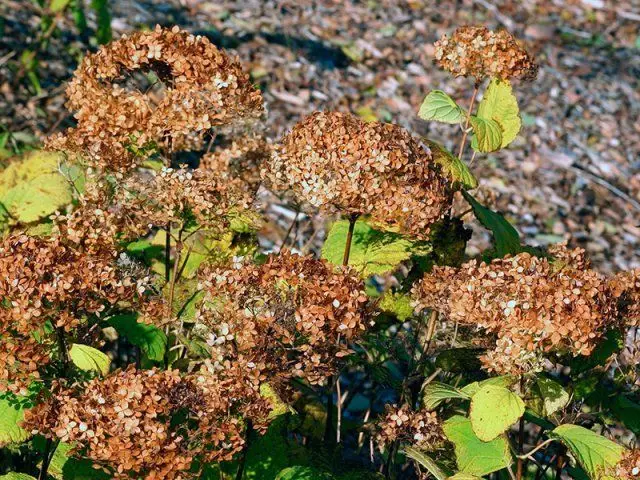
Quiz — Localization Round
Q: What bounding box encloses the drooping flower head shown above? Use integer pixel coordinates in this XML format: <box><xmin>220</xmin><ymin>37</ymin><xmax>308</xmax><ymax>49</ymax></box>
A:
<box><xmin>434</xmin><ymin>26</ymin><xmax>538</xmax><ymax>81</ymax></box>
<box><xmin>48</xmin><ymin>25</ymin><xmax>263</xmax><ymax>171</ymax></box>
<box><xmin>264</xmin><ymin>111</ymin><xmax>452</xmax><ymax>239</ymax></box>
<box><xmin>412</xmin><ymin>246</ymin><xmax>626</xmax><ymax>375</ymax></box>
<box><xmin>197</xmin><ymin>251</ymin><xmax>373</xmax><ymax>386</ymax></box>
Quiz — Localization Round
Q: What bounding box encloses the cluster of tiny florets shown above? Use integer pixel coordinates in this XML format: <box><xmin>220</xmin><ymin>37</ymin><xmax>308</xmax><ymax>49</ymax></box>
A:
<box><xmin>47</xmin><ymin>25</ymin><xmax>263</xmax><ymax>171</ymax></box>
<box><xmin>373</xmin><ymin>405</ymin><xmax>443</xmax><ymax>452</ymax></box>
<box><xmin>434</xmin><ymin>26</ymin><xmax>538</xmax><ymax>81</ymax></box>
<box><xmin>263</xmin><ymin>111</ymin><xmax>452</xmax><ymax>239</ymax></box>
<box><xmin>23</xmin><ymin>366</ymin><xmax>271</xmax><ymax>479</ymax></box>
<box><xmin>196</xmin><ymin>250</ymin><xmax>372</xmax><ymax>386</ymax></box>
<box><xmin>616</xmin><ymin>449</ymin><xmax>640</xmax><ymax>479</ymax></box>
<box><xmin>412</xmin><ymin>246</ymin><xmax>626</xmax><ymax>374</ymax></box>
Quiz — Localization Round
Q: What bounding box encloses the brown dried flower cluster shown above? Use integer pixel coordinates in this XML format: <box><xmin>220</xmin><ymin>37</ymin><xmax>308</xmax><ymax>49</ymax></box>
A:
<box><xmin>197</xmin><ymin>250</ymin><xmax>372</xmax><ymax>385</ymax></box>
<box><xmin>373</xmin><ymin>405</ymin><xmax>443</xmax><ymax>452</ymax></box>
<box><xmin>0</xmin><ymin>233</ymin><xmax>154</xmax><ymax>392</ymax></box>
<box><xmin>434</xmin><ymin>26</ymin><xmax>538</xmax><ymax>81</ymax></box>
<box><xmin>263</xmin><ymin>111</ymin><xmax>452</xmax><ymax>239</ymax></box>
<box><xmin>24</xmin><ymin>365</ymin><xmax>272</xmax><ymax>479</ymax></box>
<box><xmin>47</xmin><ymin>25</ymin><xmax>263</xmax><ymax>171</ymax></box>
<box><xmin>616</xmin><ymin>449</ymin><xmax>640</xmax><ymax>479</ymax></box>
<box><xmin>413</xmin><ymin>246</ymin><xmax>626</xmax><ymax>375</ymax></box>
<box><xmin>609</xmin><ymin>268</ymin><xmax>640</xmax><ymax>326</ymax></box>
<box><xmin>200</xmin><ymin>134</ymin><xmax>271</xmax><ymax>197</ymax></box>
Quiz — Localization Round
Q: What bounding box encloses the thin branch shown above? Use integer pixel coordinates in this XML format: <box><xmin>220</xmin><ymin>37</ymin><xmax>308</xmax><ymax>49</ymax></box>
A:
<box><xmin>457</xmin><ymin>82</ymin><xmax>481</xmax><ymax>161</ymax></box>
<box><xmin>517</xmin><ymin>438</ymin><xmax>556</xmax><ymax>461</ymax></box>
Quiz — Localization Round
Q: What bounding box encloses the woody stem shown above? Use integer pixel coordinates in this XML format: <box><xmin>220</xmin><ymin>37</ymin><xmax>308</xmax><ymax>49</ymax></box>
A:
<box><xmin>457</xmin><ymin>82</ymin><xmax>480</xmax><ymax>161</ymax></box>
<box><xmin>342</xmin><ymin>213</ymin><xmax>359</xmax><ymax>266</ymax></box>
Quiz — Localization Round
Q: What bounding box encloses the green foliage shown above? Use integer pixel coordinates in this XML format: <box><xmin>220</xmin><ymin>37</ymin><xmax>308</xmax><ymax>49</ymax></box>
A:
<box><xmin>322</xmin><ymin>219</ymin><xmax>430</xmax><ymax>276</ymax></box>
<box><xmin>469</xmin><ymin>385</ymin><xmax>525</xmax><ymax>441</ymax></box>
<box><xmin>460</xmin><ymin>376</ymin><xmax>516</xmax><ymax>397</ymax></box>
<box><xmin>0</xmin><ymin>398</ymin><xmax>30</xmax><ymax>446</ymax></box>
<box><xmin>69</xmin><ymin>344</ymin><xmax>110</xmax><ymax>376</ymax></box>
<box><xmin>551</xmin><ymin>424</ymin><xmax>623</xmax><ymax>479</ymax></box>
<box><xmin>533</xmin><ymin>376</ymin><xmax>570</xmax><ymax>417</ymax></box>
<box><xmin>108</xmin><ymin>313</ymin><xmax>167</xmax><ymax>363</ymax></box>
<box><xmin>275</xmin><ymin>466</ymin><xmax>334</xmax><ymax>480</ymax></box>
<box><xmin>378</xmin><ymin>292</ymin><xmax>414</xmax><ymax>322</ymax></box>
<box><xmin>418</xmin><ymin>91</ymin><xmax>465</xmax><ymax>124</ymax></box>
<box><xmin>421</xmin><ymin>382</ymin><xmax>470</xmax><ymax>410</ymax></box>
<box><xmin>427</xmin><ymin>140</ymin><xmax>478</xmax><ymax>189</ymax></box>
<box><xmin>0</xmin><ymin>474</ymin><xmax>36</xmax><ymax>480</ymax></box>
<box><xmin>442</xmin><ymin>416</ymin><xmax>512</xmax><ymax>476</ymax></box>
<box><xmin>90</xmin><ymin>0</ymin><xmax>112</xmax><ymax>44</ymax></box>
<box><xmin>48</xmin><ymin>442</ymin><xmax>111</xmax><ymax>479</ymax></box>
<box><xmin>49</xmin><ymin>0</ymin><xmax>72</xmax><ymax>13</ymax></box>
<box><xmin>403</xmin><ymin>446</ymin><xmax>451</xmax><ymax>480</ymax></box>
<box><xmin>475</xmin><ymin>79</ymin><xmax>521</xmax><ymax>148</ymax></box>
<box><xmin>469</xmin><ymin>116</ymin><xmax>503</xmax><ymax>153</ymax></box>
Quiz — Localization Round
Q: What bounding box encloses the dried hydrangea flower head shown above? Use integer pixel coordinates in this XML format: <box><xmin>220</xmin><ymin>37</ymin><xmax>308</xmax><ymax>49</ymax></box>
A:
<box><xmin>200</xmin><ymin>134</ymin><xmax>271</xmax><ymax>198</ymax></box>
<box><xmin>264</xmin><ymin>111</ymin><xmax>452</xmax><ymax>239</ymax></box>
<box><xmin>616</xmin><ymin>449</ymin><xmax>640</xmax><ymax>479</ymax></box>
<box><xmin>412</xmin><ymin>246</ymin><xmax>624</xmax><ymax>375</ymax></box>
<box><xmin>0</xmin><ymin>233</ymin><xmax>154</xmax><ymax>393</ymax></box>
<box><xmin>608</xmin><ymin>268</ymin><xmax>640</xmax><ymax>326</ymax></box>
<box><xmin>24</xmin><ymin>366</ymin><xmax>272</xmax><ymax>479</ymax></box>
<box><xmin>434</xmin><ymin>26</ymin><xmax>538</xmax><ymax>81</ymax></box>
<box><xmin>197</xmin><ymin>251</ymin><xmax>372</xmax><ymax>385</ymax></box>
<box><xmin>49</xmin><ymin>25</ymin><xmax>263</xmax><ymax>171</ymax></box>
<box><xmin>373</xmin><ymin>405</ymin><xmax>443</xmax><ymax>452</ymax></box>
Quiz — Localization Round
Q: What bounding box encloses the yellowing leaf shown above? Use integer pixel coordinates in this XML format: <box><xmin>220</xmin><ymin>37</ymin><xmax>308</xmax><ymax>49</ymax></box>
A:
<box><xmin>427</xmin><ymin>140</ymin><xmax>478</xmax><ymax>189</ymax></box>
<box><xmin>477</xmin><ymin>79</ymin><xmax>521</xmax><ymax>148</ymax></box>
<box><xmin>535</xmin><ymin>376</ymin><xmax>570</xmax><ymax>416</ymax></box>
<box><xmin>418</xmin><ymin>90</ymin><xmax>464</xmax><ymax>124</ymax></box>
<box><xmin>0</xmin><ymin>398</ymin><xmax>30</xmax><ymax>446</ymax></box>
<box><xmin>470</xmin><ymin>116</ymin><xmax>503</xmax><ymax>153</ymax></box>
<box><xmin>69</xmin><ymin>344</ymin><xmax>110</xmax><ymax>376</ymax></box>
<box><xmin>422</xmin><ymin>382</ymin><xmax>470</xmax><ymax>410</ymax></box>
<box><xmin>469</xmin><ymin>385</ymin><xmax>525</xmax><ymax>441</ymax></box>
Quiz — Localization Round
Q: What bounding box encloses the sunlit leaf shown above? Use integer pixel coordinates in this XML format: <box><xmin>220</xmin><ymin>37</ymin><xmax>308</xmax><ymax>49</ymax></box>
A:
<box><xmin>476</xmin><ymin>79</ymin><xmax>521</xmax><ymax>148</ymax></box>
<box><xmin>535</xmin><ymin>376</ymin><xmax>570</xmax><ymax>416</ymax></box>
<box><xmin>0</xmin><ymin>397</ymin><xmax>30</xmax><ymax>446</ymax></box>
<box><xmin>469</xmin><ymin>385</ymin><xmax>524</xmax><ymax>441</ymax></box>
<box><xmin>427</xmin><ymin>140</ymin><xmax>478</xmax><ymax>189</ymax></box>
<box><xmin>422</xmin><ymin>382</ymin><xmax>470</xmax><ymax>410</ymax></box>
<box><xmin>404</xmin><ymin>446</ymin><xmax>451</xmax><ymax>480</ymax></box>
<box><xmin>470</xmin><ymin>116</ymin><xmax>503</xmax><ymax>153</ymax></box>
<box><xmin>418</xmin><ymin>90</ymin><xmax>465</xmax><ymax>124</ymax></box>
<box><xmin>69</xmin><ymin>344</ymin><xmax>110</xmax><ymax>376</ymax></box>
<box><xmin>108</xmin><ymin>313</ymin><xmax>167</xmax><ymax>362</ymax></box>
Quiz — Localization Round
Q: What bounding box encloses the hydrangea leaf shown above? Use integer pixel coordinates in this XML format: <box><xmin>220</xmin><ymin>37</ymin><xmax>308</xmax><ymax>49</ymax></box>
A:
<box><xmin>108</xmin><ymin>313</ymin><xmax>167</xmax><ymax>362</ymax></box>
<box><xmin>443</xmin><ymin>415</ymin><xmax>512</xmax><ymax>476</ymax></box>
<box><xmin>0</xmin><ymin>397</ymin><xmax>30</xmax><ymax>446</ymax></box>
<box><xmin>0</xmin><ymin>474</ymin><xmax>37</xmax><ymax>480</ymax></box>
<box><xmin>48</xmin><ymin>442</ymin><xmax>111</xmax><ymax>479</ymax></box>
<box><xmin>422</xmin><ymin>382</ymin><xmax>471</xmax><ymax>410</ymax></box>
<box><xmin>418</xmin><ymin>90</ymin><xmax>465</xmax><ymax>124</ymax></box>
<box><xmin>403</xmin><ymin>445</ymin><xmax>452</xmax><ymax>480</ymax></box>
<box><xmin>476</xmin><ymin>79</ymin><xmax>521</xmax><ymax>148</ymax></box>
<box><xmin>469</xmin><ymin>116</ymin><xmax>503</xmax><ymax>153</ymax></box>
<box><xmin>427</xmin><ymin>140</ymin><xmax>478</xmax><ymax>189</ymax></box>
<box><xmin>469</xmin><ymin>385</ymin><xmax>525</xmax><ymax>441</ymax></box>
<box><xmin>322</xmin><ymin>219</ymin><xmax>431</xmax><ymax>277</ymax></box>
<box><xmin>460</xmin><ymin>376</ymin><xmax>516</xmax><ymax>397</ymax></box>
<box><xmin>448</xmin><ymin>475</ymin><xmax>482</xmax><ymax>480</ymax></box>
<box><xmin>275</xmin><ymin>466</ymin><xmax>334</xmax><ymax>480</ymax></box>
<box><xmin>69</xmin><ymin>344</ymin><xmax>110</xmax><ymax>376</ymax></box>
<box><xmin>49</xmin><ymin>0</ymin><xmax>72</xmax><ymax>13</ymax></box>
<box><xmin>551</xmin><ymin>424</ymin><xmax>623</xmax><ymax>479</ymax></box>
<box><xmin>535</xmin><ymin>376</ymin><xmax>570</xmax><ymax>416</ymax></box>
<box><xmin>378</xmin><ymin>292</ymin><xmax>414</xmax><ymax>322</ymax></box>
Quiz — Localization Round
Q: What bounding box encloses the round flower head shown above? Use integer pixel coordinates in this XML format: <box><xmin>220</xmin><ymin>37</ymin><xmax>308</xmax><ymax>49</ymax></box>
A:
<box><xmin>197</xmin><ymin>251</ymin><xmax>372</xmax><ymax>385</ymax></box>
<box><xmin>24</xmin><ymin>366</ymin><xmax>272</xmax><ymax>479</ymax></box>
<box><xmin>608</xmin><ymin>268</ymin><xmax>640</xmax><ymax>326</ymax></box>
<box><xmin>434</xmin><ymin>26</ymin><xmax>538</xmax><ymax>81</ymax></box>
<box><xmin>373</xmin><ymin>405</ymin><xmax>443</xmax><ymax>452</ymax></box>
<box><xmin>412</xmin><ymin>246</ymin><xmax>625</xmax><ymax>375</ymax></box>
<box><xmin>50</xmin><ymin>25</ymin><xmax>263</xmax><ymax>171</ymax></box>
<box><xmin>264</xmin><ymin>111</ymin><xmax>452</xmax><ymax>239</ymax></box>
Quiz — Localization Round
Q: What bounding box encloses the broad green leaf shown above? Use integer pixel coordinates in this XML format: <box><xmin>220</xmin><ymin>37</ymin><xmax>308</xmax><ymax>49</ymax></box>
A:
<box><xmin>470</xmin><ymin>116</ymin><xmax>503</xmax><ymax>153</ymax></box>
<box><xmin>443</xmin><ymin>415</ymin><xmax>512</xmax><ymax>476</ymax></box>
<box><xmin>378</xmin><ymin>292</ymin><xmax>414</xmax><ymax>322</ymax></box>
<box><xmin>535</xmin><ymin>377</ymin><xmax>570</xmax><ymax>416</ymax></box>
<box><xmin>404</xmin><ymin>446</ymin><xmax>451</xmax><ymax>480</ymax></box>
<box><xmin>418</xmin><ymin>90</ymin><xmax>465</xmax><ymax>124</ymax></box>
<box><xmin>469</xmin><ymin>385</ymin><xmax>524</xmax><ymax>441</ymax></box>
<box><xmin>48</xmin><ymin>442</ymin><xmax>111</xmax><ymax>479</ymax></box>
<box><xmin>322</xmin><ymin>219</ymin><xmax>431</xmax><ymax>277</ymax></box>
<box><xmin>69</xmin><ymin>344</ymin><xmax>110</xmax><ymax>376</ymax></box>
<box><xmin>260</xmin><ymin>383</ymin><xmax>291</xmax><ymax>419</ymax></box>
<box><xmin>108</xmin><ymin>314</ymin><xmax>167</xmax><ymax>362</ymax></box>
<box><xmin>422</xmin><ymin>382</ymin><xmax>470</xmax><ymax>410</ymax></box>
<box><xmin>427</xmin><ymin>140</ymin><xmax>478</xmax><ymax>189</ymax></box>
<box><xmin>610</xmin><ymin>395</ymin><xmax>640</xmax><ymax>435</ymax></box>
<box><xmin>50</xmin><ymin>0</ymin><xmax>72</xmax><ymax>12</ymax></box>
<box><xmin>476</xmin><ymin>79</ymin><xmax>521</xmax><ymax>148</ymax></box>
<box><xmin>462</xmin><ymin>191</ymin><xmax>521</xmax><ymax>258</ymax></box>
<box><xmin>0</xmin><ymin>474</ymin><xmax>37</xmax><ymax>480</ymax></box>
<box><xmin>461</xmin><ymin>376</ymin><xmax>516</xmax><ymax>396</ymax></box>
<box><xmin>275</xmin><ymin>466</ymin><xmax>334</xmax><ymax>480</ymax></box>
<box><xmin>243</xmin><ymin>418</ymin><xmax>292</xmax><ymax>479</ymax></box>
<box><xmin>0</xmin><ymin>397</ymin><xmax>30</xmax><ymax>446</ymax></box>
<box><xmin>448</xmin><ymin>475</ymin><xmax>482</xmax><ymax>480</ymax></box>
<box><xmin>551</xmin><ymin>424</ymin><xmax>623</xmax><ymax>479</ymax></box>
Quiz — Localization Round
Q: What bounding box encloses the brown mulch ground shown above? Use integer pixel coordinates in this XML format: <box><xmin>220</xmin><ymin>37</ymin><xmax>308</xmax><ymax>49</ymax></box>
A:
<box><xmin>1</xmin><ymin>0</ymin><xmax>639</xmax><ymax>273</ymax></box>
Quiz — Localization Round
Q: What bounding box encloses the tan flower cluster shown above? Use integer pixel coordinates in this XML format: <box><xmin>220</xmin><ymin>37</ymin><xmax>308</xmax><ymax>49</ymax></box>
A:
<box><xmin>197</xmin><ymin>250</ymin><xmax>372</xmax><ymax>385</ymax></box>
<box><xmin>200</xmin><ymin>134</ymin><xmax>271</xmax><ymax>197</ymax></box>
<box><xmin>616</xmin><ymin>449</ymin><xmax>640</xmax><ymax>479</ymax></box>
<box><xmin>412</xmin><ymin>246</ymin><xmax>626</xmax><ymax>375</ymax></box>
<box><xmin>263</xmin><ymin>111</ymin><xmax>452</xmax><ymax>239</ymax></box>
<box><xmin>48</xmin><ymin>25</ymin><xmax>263</xmax><ymax>171</ymax></box>
<box><xmin>24</xmin><ymin>365</ymin><xmax>272</xmax><ymax>479</ymax></box>
<box><xmin>0</xmin><ymin>234</ymin><xmax>150</xmax><ymax>392</ymax></box>
<box><xmin>609</xmin><ymin>268</ymin><xmax>640</xmax><ymax>326</ymax></box>
<box><xmin>121</xmin><ymin>166</ymin><xmax>253</xmax><ymax>230</ymax></box>
<box><xmin>434</xmin><ymin>26</ymin><xmax>538</xmax><ymax>81</ymax></box>
<box><xmin>373</xmin><ymin>405</ymin><xmax>443</xmax><ymax>452</ymax></box>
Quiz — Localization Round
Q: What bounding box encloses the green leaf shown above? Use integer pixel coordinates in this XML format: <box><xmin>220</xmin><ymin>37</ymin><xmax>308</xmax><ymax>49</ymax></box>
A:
<box><xmin>442</xmin><ymin>415</ymin><xmax>512</xmax><ymax>476</ymax></box>
<box><xmin>0</xmin><ymin>474</ymin><xmax>37</xmax><ymax>480</ymax></box>
<box><xmin>610</xmin><ymin>395</ymin><xmax>640</xmax><ymax>435</ymax></box>
<box><xmin>461</xmin><ymin>191</ymin><xmax>521</xmax><ymax>258</ymax></box>
<box><xmin>90</xmin><ymin>0</ymin><xmax>112</xmax><ymax>45</ymax></box>
<box><xmin>422</xmin><ymin>382</ymin><xmax>470</xmax><ymax>410</ymax></box>
<box><xmin>69</xmin><ymin>344</ymin><xmax>110</xmax><ymax>376</ymax></box>
<box><xmin>275</xmin><ymin>466</ymin><xmax>334</xmax><ymax>480</ymax></box>
<box><xmin>418</xmin><ymin>90</ymin><xmax>465</xmax><ymax>124</ymax></box>
<box><xmin>49</xmin><ymin>0</ymin><xmax>71</xmax><ymax>12</ymax></box>
<box><xmin>108</xmin><ymin>313</ymin><xmax>167</xmax><ymax>362</ymax></box>
<box><xmin>461</xmin><ymin>376</ymin><xmax>516</xmax><ymax>397</ymax></box>
<box><xmin>551</xmin><ymin>424</ymin><xmax>623</xmax><ymax>479</ymax></box>
<box><xmin>571</xmin><ymin>329</ymin><xmax>623</xmax><ymax>374</ymax></box>
<box><xmin>0</xmin><ymin>397</ymin><xmax>30</xmax><ymax>446</ymax></box>
<box><xmin>448</xmin><ymin>475</ymin><xmax>482</xmax><ymax>480</ymax></box>
<box><xmin>48</xmin><ymin>442</ymin><xmax>111</xmax><ymax>479</ymax></box>
<box><xmin>469</xmin><ymin>116</ymin><xmax>503</xmax><ymax>153</ymax></box>
<box><xmin>469</xmin><ymin>385</ymin><xmax>525</xmax><ymax>441</ymax></box>
<box><xmin>404</xmin><ymin>446</ymin><xmax>452</xmax><ymax>480</ymax></box>
<box><xmin>427</xmin><ymin>141</ymin><xmax>478</xmax><ymax>189</ymax></box>
<box><xmin>476</xmin><ymin>79</ymin><xmax>521</xmax><ymax>148</ymax></box>
<box><xmin>321</xmin><ymin>219</ymin><xmax>430</xmax><ymax>277</ymax></box>
<box><xmin>535</xmin><ymin>376</ymin><xmax>569</xmax><ymax>416</ymax></box>
<box><xmin>378</xmin><ymin>292</ymin><xmax>414</xmax><ymax>322</ymax></box>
